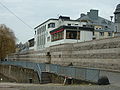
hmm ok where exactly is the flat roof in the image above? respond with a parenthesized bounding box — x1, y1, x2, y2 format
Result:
(34, 19, 58, 29)
(34, 18, 79, 29)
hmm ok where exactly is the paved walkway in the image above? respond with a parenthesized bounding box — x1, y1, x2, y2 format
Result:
(0, 83, 120, 90)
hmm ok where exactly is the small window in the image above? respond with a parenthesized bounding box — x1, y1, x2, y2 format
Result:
(75, 24, 78, 25)
(115, 26, 117, 32)
(105, 26, 108, 28)
(83, 25, 86, 27)
(99, 32, 104, 36)
(47, 36, 50, 42)
(108, 32, 112, 36)
(48, 23, 55, 28)
(108, 21, 111, 25)
(37, 29, 39, 35)
(115, 15, 117, 22)
(68, 24, 71, 26)
(96, 28, 98, 30)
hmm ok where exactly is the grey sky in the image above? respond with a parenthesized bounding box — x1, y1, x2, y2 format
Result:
(0, 0, 119, 43)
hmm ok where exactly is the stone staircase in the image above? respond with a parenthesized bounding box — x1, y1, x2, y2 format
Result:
(41, 72, 51, 84)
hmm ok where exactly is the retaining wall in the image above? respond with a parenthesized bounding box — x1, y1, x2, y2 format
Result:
(8, 37, 120, 71)
(0, 64, 39, 83)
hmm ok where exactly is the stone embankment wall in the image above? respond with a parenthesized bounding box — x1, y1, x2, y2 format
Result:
(50, 37, 120, 71)
(8, 37, 120, 71)
(0, 64, 39, 83)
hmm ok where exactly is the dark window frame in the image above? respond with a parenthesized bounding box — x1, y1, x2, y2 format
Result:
(66, 30, 80, 40)
(48, 23, 55, 28)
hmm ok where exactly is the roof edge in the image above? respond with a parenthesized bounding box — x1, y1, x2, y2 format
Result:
(34, 18, 58, 29)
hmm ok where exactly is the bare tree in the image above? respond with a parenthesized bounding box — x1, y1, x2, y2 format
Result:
(0, 24, 16, 60)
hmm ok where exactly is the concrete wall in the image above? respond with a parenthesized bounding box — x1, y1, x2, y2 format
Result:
(8, 36, 120, 72)
(50, 37, 120, 71)
(0, 64, 39, 83)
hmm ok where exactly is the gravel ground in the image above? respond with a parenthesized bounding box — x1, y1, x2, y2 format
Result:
(0, 83, 120, 90)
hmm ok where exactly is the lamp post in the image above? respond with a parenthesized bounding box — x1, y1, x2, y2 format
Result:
(110, 16, 113, 37)
(110, 16, 113, 22)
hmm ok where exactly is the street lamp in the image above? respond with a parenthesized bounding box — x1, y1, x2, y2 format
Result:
(110, 16, 113, 22)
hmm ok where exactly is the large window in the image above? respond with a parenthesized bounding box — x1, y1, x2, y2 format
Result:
(37, 25, 46, 35)
(66, 30, 80, 39)
(51, 31, 64, 42)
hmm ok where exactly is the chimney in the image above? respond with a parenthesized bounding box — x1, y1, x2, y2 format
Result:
(88, 9, 99, 20)
(59, 16, 70, 20)
(80, 13, 86, 18)
(87, 12, 90, 17)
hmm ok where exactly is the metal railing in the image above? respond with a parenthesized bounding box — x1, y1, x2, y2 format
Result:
(1, 60, 100, 83)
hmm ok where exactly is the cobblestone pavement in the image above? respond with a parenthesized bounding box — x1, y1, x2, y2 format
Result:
(0, 83, 120, 90)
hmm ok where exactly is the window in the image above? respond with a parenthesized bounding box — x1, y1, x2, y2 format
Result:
(66, 30, 80, 39)
(115, 15, 117, 22)
(99, 32, 104, 36)
(115, 26, 117, 32)
(108, 32, 112, 36)
(37, 36, 39, 46)
(68, 24, 71, 26)
(51, 31, 64, 42)
(105, 26, 108, 28)
(75, 24, 78, 25)
(29, 39, 34, 47)
(96, 28, 98, 30)
(108, 21, 111, 25)
(83, 25, 86, 27)
(37, 29, 39, 35)
(48, 23, 55, 28)
(37, 25, 46, 35)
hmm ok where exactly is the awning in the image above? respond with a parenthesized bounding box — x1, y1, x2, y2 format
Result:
(50, 29, 64, 35)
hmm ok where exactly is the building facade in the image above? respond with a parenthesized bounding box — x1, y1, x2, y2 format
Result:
(49, 26, 93, 47)
(114, 4, 120, 36)
(78, 9, 114, 39)
(34, 16, 94, 51)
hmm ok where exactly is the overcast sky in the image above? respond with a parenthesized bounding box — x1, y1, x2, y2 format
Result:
(0, 0, 119, 43)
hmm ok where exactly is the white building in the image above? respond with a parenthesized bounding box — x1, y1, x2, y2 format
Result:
(34, 16, 94, 51)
